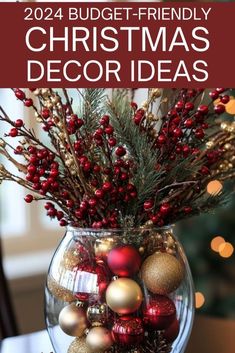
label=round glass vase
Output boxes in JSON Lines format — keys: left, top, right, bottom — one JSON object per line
{"left": 45, "top": 226, "right": 194, "bottom": 353}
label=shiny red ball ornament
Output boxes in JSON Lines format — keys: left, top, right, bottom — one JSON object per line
{"left": 143, "top": 295, "right": 176, "bottom": 330}
{"left": 107, "top": 245, "right": 141, "bottom": 277}
{"left": 74, "top": 261, "right": 110, "bottom": 301}
{"left": 163, "top": 318, "right": 180, "bottom": 342}
{"left": 112, "top": 316, "right": 144, "bottom": 346}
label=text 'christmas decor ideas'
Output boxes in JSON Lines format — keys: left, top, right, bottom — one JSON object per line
{"left": 0, "top": 2, "right": 235, "bottom": 87}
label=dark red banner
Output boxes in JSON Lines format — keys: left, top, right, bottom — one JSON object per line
{"left": 0, "top": 2, "right": 234, "bottom": 87}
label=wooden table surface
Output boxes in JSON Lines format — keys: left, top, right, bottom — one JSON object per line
{"left": 1, "top": 315, "right": 235, "bottom": 353}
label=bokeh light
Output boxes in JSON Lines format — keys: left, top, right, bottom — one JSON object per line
{"left": 219, "top": 242, "right": 234, "bottom": 258}
{"left": 207, "top": 180, "right": 223, "bottom": 195}
{"left": 195, "top": 292, "right": 205, "bottom": 309}
{"left": 211, "top": 236, "right": 225, "bottom": 252}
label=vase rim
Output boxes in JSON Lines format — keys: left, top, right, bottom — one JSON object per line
{"left": 66, "top": 225, "right": 174, "bottom": 233}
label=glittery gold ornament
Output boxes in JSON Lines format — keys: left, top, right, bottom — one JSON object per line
{"left": 68, "top": 337, "right": 92, "bottom": 353}
{"left": 86, "top": 326, "right": 113, "bottom": 352}
{"left": 59, "top": 303, "right": 88, "bottom": 337}
{"left": 94, "top": 237, "right": 119, "bottom": 258}
{"left": 140, "top": 252, "right": 185, "bottom": 295}
{"left": 106, "top": 278, "right": 143, "bottom": 314}
{"left": 47, "top": 276, "right": 75, "bottom": 302}
{"left": 87, "top": 303, "right": 109, "bottom": 325}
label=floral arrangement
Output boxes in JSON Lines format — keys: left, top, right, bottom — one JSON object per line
{"left": 0, "top": 88, "right": 235, "bottom": 229}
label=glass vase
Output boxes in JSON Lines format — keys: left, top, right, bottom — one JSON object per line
{"left": 45, "top": 226, "right": 194, "bottom": 353}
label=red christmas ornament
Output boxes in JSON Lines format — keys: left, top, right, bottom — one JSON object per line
{"left": 112, "top": 316, "right": 144, "bottom": 346}
{"left": 74, "top": 261, "right": 110, "bottom": 301}
{"left": 143, "top": 295, "right": 176, "bottom": 330}
{"left": 163, "top": 318, "right": 180, "bottom": 343}
{"left": 107, "top": 245, "right": 141, "bottom": 277}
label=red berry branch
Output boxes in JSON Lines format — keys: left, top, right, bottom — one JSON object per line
{"left": 0, "top": 88, "right": 235, "bottom": 228}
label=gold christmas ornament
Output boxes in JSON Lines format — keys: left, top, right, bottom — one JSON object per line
{"left": 86, "top": 326, "right": 113, "bottom": 352}
{"left": 87, "top": 303, "right": 109, "bottom": 326}
{"left": 140, "top": 252, "right": 185, "bottom": 295}
{"left": 94, "top": 237, "right": 119, "bottom": 258}
{"left": 59, "top": 303, "right": 88, "bottom": 337}
{"left": 68, "top": 337, "right": 92, "bottom": 353}
{"left": 47, "top": 276, "right": 75, "bottom": 302}
{"left": 105, "top": 278, "right": 143, "bottom": 314}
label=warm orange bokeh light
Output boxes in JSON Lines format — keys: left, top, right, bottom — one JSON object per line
{"left": 195, "top": 292, "right": 205, "bottom": 309}
{"left": 207, "top": 180, "right": 223, "bottom": 195}
{"left": 211, "top": 236, "right": 225, "bottom": 252}
{"left": 219, "top": 242, "right": 234, "bottom": 258}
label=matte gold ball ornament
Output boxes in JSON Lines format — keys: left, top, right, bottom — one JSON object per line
{"left": 140, "top": 252, "right": 185, "bottom": 295}
{"left": 106, "top": 278, "right": 143, "bottom": 314}
{"left": 86, "top": 326, "right": 113, "bottom": 352}
{"left": 68, "top": 337, "right": 92, "bottom": 353}
{"left": 59, "top": 303, "right": 88, "bottom": 337}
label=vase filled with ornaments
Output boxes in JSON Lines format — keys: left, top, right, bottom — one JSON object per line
{"left": 1, "top": 87, "right": 235, "bottom": 352}
{"left": 45, "top": 226, "right": 194, "bottom": 353}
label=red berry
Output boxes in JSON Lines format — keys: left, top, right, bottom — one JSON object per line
{"left": 214, "top": 104, "right": 225, "bottom": 114}
{"left": 44, "top": 202, "right": 53, "bottom": 210}
{"left": 88, "top": 198, "right": 97, "bottom": 207}
{"left": 108, "top": 137, "right": 117, "bottom": 147}
{"left": 24, "top": 98, "right": 33, "bottom": 107}
{"left": 27, "top": 164, "right": 37, "bottom": 174}
{"left": 184, "top": 118, "right": 194, "bottom": 128}
{"left": 41, "top": 108, "right": 50, "bottom": 119}
{"left": 120, "top": 172, "right": 128, "bottom": 181}
{"left": 144, "top": 199, "right": 154, "bottom": 210}
{"left": 14, "top": 145, "right": 23, "bottom": 154}
{"left": 216, "top": 88, "right": 226, "bottom": 93}
{"left": 95, "top": 189, "right": 105, "bottom": 199}
{"left": 50, "top": 169, "right": 59, "bottom": 178}
{"left": 104, "top": 125, "right": 114, "bottom": 135}
{"left": 200, "top": 166, "right": 210, "bottom": 175}
{"left": 171, "top": 116, "right": 181, "bottom": 125}
{"left": 47, "top": 208, "right": 57, "bottom": 217}
{"left": 197, "top": 105, "right": 208, "bottom": 115}
{"left": 173, "top": 128, "right": 183, "bottom": 138}
{"left": 220, "top": 95, "right": 230, "bottom": 104}
{"left": 102, "top": 182, "right": 112, "bottom": 192}
{"left": 15, "top": 119, "right": 23, "bottom": 128}
{"left": 131, "top": 102, "right": 138, "bottom": 110}
{"left": 9, "top": 128, "right": 18, "bottom": 137}
{"left": 93, "top": 165, "right": 101, "bottom": 173}
{"left": 59, "top": 219, "right": 68, "bottom": 227}
{"left": 99, "top": 115, "right": 110, "bottom": 126}
{"left": 182, "top": 145, "right": 190, "bottom": 156}
{"left": 160, "top": 203, "right": 171, "bottom": 216}
{"left": 184, "top": 206, "right": 192, "bottom": 214}
{"left": 57, "top": 211, "right": 64, "bottom": 220}
{"left": 115, "top": 146, "right": 126, "bottom": 157}
{"left": 175, "top": 101, "right": 184, "bottom": 111}
{"left": 195, "top": 128, "right": 205, "bottom": 139}
{"left": 157, "top": 134, "right": 167, "bottom": 144}
{"left": 77, "top": 118, "right": 84, "bottom": 128}
{"left": 15, "top": 89, "right": 25, "bottom": 100}
{"left": 24, "top": 194, "right": 33, "bottom": 203}
{"left": 209, "top": 90, "right": 219, "bottom": 100}
{"left": 185, "top": 102, "right": 194, "bottom": 111}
